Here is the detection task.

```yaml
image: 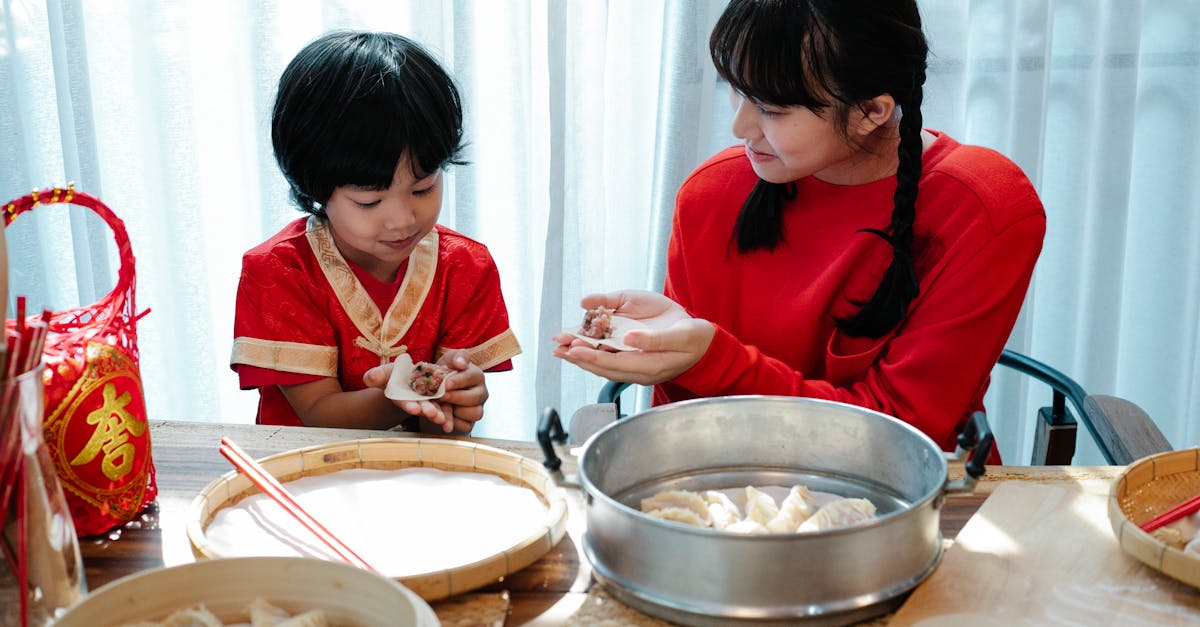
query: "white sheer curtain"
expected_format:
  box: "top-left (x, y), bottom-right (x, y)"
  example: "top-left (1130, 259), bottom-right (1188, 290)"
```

top-left (3, 0), bottom-right (1197, 463)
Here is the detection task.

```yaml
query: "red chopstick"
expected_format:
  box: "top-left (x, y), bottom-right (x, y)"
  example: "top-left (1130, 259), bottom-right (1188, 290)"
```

top-left (1139, 490), bottom-right (1200, 533)
top-left (217, 437), bottom-right (377, 572)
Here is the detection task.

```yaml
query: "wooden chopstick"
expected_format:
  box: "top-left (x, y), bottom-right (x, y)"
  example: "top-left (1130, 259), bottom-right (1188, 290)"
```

top-left (217, 437), bottom-right (378, 572)
top-left (1139, 490), bottom-right (1200, 534)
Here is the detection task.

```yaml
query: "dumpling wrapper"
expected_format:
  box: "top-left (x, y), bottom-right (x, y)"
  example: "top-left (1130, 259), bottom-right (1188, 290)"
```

top-left (703, 490), bottom-right (743, 530)
top-left (797, 497), bottom-right (877, 533)
top-left (384, 353), bottom-right (448, 401)
top-left (565, 315), bottom-right (649, 351)
top-left (641, 490), bottom-right (713, 527)
top-left (744, 486), bottom-right (780, 526)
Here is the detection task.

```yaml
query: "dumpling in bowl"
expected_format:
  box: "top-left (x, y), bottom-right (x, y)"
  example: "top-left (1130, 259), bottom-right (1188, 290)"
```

top-left (797, 497), bottom-right (876, 533)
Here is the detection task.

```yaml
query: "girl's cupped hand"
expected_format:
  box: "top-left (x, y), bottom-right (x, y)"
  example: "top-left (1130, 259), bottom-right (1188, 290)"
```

top-left (552, 290), bottom-right (714, 385)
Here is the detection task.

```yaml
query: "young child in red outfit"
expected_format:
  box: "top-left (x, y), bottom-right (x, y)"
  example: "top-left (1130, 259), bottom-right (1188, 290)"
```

top-left (553, 0), bottom-right (1045, 454)
top-left (233, 31), bottom-right (520, 433)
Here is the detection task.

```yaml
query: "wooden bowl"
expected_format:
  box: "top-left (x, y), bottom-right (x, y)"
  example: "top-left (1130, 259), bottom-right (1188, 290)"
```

top-left (187, 438), bottom-right (569, 601)
top-left (53, 556), bottom-right (438, 626)
top-left (1109, 447), bottom-right (1200, 589)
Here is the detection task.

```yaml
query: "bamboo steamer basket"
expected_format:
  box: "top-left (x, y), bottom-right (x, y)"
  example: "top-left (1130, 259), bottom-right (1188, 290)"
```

top-left (1109, 447), bottom-right (1200, 589)
top-left (187, 438), bottom-right (569, 601)
top-left (54, 556), bottom-right (438, 627)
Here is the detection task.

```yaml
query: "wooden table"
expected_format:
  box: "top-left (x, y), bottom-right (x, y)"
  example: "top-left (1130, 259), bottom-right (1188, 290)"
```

top-left (78, 421), bottom-right (1128, 626)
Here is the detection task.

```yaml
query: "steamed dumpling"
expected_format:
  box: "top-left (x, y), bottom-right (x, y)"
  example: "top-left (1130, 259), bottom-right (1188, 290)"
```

top-left (724, 518), bottom-right (770, 534)
top-left (743, 486), bottom-right (779, 525)
top-left (797, 498), bottom-right (876, 533)
top-left (641, 490), bottom-right (712, 527)
top-left (703, 490), bottom-right (743, 529)
top-left (277, 611), bottom-right (329, 627)
top-left (645, 506), bottom-right (709, 527)
top-left (247, 597), bottom-right (291, 626)
top-left (766, 485), bottom-right (821, 532)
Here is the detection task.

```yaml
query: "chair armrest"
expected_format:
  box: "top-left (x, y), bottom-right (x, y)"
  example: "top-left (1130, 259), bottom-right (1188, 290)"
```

top-left (1083, 394), bottom-right (1172, 465)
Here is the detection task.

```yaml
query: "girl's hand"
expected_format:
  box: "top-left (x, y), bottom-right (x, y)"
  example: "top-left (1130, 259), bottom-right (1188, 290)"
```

top-left (362, 352), bottom-right (486, 433)
top-left (552, 290), bottom-right (715, 385)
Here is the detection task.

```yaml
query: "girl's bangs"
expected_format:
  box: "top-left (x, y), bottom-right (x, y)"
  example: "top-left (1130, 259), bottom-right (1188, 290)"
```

top-left (709, 1), bottom-right (831, 109)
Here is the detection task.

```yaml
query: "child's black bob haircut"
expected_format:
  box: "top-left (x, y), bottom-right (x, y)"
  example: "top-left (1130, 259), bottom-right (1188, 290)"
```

top-left (272, 30), bottom-right (465, 216)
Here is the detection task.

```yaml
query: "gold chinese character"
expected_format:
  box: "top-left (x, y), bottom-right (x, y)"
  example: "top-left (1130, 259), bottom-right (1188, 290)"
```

top-left (70, 383), bottom-right (146, 481)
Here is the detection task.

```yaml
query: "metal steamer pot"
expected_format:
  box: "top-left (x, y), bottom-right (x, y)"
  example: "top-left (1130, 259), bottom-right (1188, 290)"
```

top-left (539, 395), bottom-right (991, 626)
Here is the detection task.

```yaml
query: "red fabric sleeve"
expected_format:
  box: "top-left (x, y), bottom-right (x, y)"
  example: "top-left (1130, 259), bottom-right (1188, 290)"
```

top-left (671, 214), bottom-right (1045, 449)
top-left (232, 243), bottom-right (339, 388)
top-left (437, 239), bottom-right (517, 372)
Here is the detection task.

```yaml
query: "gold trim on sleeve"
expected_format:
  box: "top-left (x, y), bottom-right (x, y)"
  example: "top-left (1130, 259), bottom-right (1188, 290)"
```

top-left (230, 337), bottom-right (339, 378)
top-left (436, 329), bottom-right (522, 371)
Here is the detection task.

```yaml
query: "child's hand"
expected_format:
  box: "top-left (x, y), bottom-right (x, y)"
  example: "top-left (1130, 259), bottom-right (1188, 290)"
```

top-left (428, 350), bottom-right (487, 434)
top-left (363, 352), bottom-right (487, 434)
top-left (552, 290), bottom-right (714, 385)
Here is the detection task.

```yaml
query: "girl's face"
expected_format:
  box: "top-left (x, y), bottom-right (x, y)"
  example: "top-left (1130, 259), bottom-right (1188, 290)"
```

top-left (729, 89), bottom-right (868, 186)
top-left (323, 153), bottom-right (442, 282)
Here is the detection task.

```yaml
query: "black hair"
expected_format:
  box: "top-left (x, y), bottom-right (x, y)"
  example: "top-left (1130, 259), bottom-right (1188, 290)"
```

top-left (710, 0), bottom-right (928, 338)
top-left (271, 30), bottom-right (465, 216)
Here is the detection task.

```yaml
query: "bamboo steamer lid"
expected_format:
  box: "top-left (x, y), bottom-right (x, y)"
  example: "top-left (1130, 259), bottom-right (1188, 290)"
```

top-left (187, 438), bottom-right (569, 601)
top-left (1109, 447), bottom-right (1200, 589)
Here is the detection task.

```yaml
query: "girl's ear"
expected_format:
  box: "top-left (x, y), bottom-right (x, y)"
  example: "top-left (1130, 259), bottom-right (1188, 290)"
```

top-left (852, 94), bottom-right (897, 137)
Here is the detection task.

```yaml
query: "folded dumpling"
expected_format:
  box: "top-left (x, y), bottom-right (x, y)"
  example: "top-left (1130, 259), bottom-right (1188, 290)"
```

top-left (246, 597), bottom-right (291, 626)
top-left (743, 486), bottom-right (780, 525)
top-left (641, 490), bottom-right (712, 527)
top-left (277, 610), bottom-right (329, 627)
top-left (645, 506), bottom-right (711, 527)
top-left (797, 497), bottom-right (877, 533)
top-left (724, 518), bottom-right (770, 534)
top-left (766, 485), bottom-right (821, 532)
top-left (703, 490), bottom-right (743, 529)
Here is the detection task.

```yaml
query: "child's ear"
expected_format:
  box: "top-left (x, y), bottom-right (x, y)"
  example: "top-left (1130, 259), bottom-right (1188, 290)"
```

top-left (852, 94), bottom-right (897, 137)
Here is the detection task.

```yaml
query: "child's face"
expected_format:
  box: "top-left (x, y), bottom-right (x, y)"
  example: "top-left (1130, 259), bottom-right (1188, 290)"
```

top-left (323, 153), bottom-right (442, 282)
top-left (729, 88), bottom-right (863, 186)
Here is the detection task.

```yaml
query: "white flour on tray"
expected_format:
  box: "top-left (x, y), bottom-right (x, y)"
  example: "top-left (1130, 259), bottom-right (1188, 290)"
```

top-left (204, 467), bottom-right (548, 577)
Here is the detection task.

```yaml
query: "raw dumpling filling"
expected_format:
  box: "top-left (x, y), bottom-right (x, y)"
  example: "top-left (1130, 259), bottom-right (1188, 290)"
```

top-left (408, 361), bottom-right (451, 396)
top-left (580, 306), bottom-right (615, 339)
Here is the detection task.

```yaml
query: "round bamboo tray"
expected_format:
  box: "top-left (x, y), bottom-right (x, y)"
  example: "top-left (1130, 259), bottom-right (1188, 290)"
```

top-left (54, 556), bottom-right (438, 627)
top-left (187, 438), bottom-right (569, 601)
top-left (1109, 447), bottom-right (1200, 589)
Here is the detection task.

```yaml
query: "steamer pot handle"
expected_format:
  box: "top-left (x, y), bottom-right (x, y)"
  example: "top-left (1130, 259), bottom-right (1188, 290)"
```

top-left (945, 411), bottom-right (994, 493)
top-left (537, 407), bottom-right (568, 472)
top-left (957, 411), bottom-right (993, 479)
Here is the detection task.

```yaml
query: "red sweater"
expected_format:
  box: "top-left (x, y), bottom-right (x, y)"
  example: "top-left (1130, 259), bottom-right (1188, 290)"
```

top-left (657, 131), bottom-right (1046, 452)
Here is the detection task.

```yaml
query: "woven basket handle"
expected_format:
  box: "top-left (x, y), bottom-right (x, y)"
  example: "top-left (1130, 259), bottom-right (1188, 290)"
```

top-left (2, 185), bottom-right (137, 313)
top-left (0, 211), bottom-right (7, 317)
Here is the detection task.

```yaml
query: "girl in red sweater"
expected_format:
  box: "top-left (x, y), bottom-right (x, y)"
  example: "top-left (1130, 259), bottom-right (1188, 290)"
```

top-left (553, 0), bottom-right (1045, 453)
